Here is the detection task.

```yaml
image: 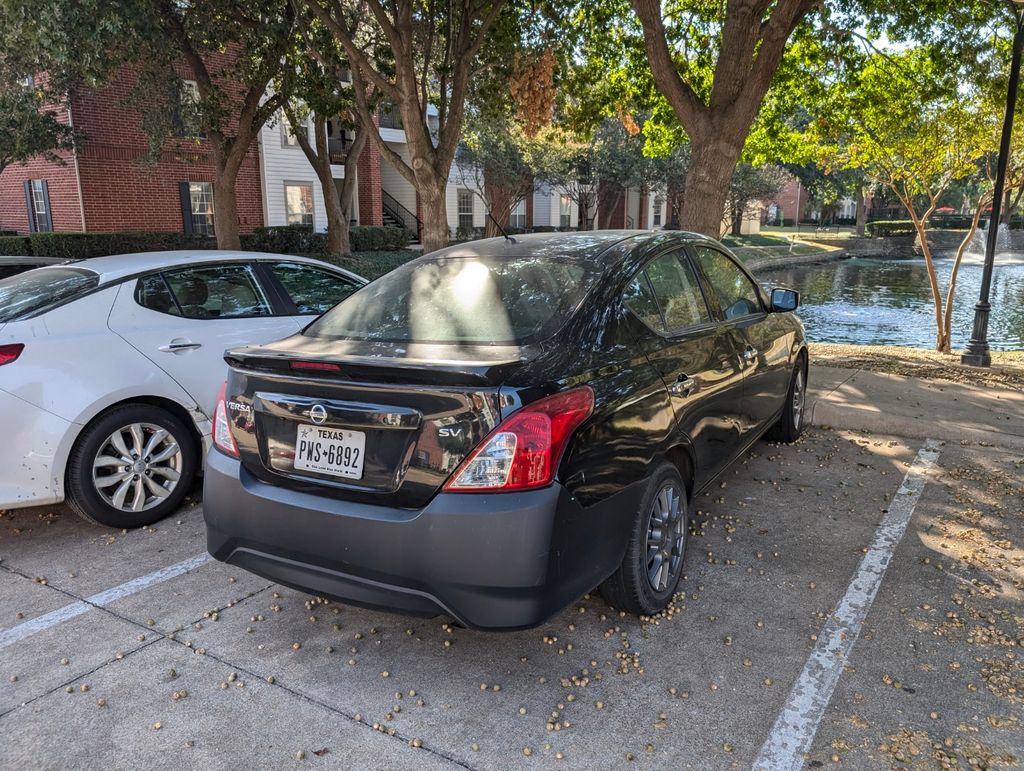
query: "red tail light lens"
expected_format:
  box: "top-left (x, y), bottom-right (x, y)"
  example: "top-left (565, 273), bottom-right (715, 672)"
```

top-left (212, 382), bottom-right (239, 458)
top-left (0, 344), bottom-right (24, 366)
top-left (443, 386), bottom-right (594, 492)
top-left (291, 360), bottom-right (341, 372)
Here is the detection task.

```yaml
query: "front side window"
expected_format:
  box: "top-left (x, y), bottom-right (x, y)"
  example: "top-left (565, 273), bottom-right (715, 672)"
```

top-left (305, 255), bottom-right (600, 345)
top-left (457, 189), bottom-right (474, 231)
top-left (285, 183), bottom-right (314, 227)
top-left (694, 246), bottom-right (762, 320)
top-left (269, 262), bottom-right (360, 315)
top-left (643, 251), bottom-right (711, 332)
top-left (162, 264), bottom-right (272, 319)
top-left (184, 181), bottom-right (215, 236)
top-left (510, 199), bottom-right (527, 229)
top-left (559, 195), bottom-right (571, 228)
top-left (0, 267), bottom-right (98, 323)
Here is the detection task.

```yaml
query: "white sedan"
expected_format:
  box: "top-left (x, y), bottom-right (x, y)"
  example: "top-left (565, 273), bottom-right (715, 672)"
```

top-left (0, 250), bottom-right (365, 528)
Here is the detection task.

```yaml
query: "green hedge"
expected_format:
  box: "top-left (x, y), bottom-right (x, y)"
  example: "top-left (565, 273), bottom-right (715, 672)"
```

top-left (0, 235), bottom-right (32, 255)
top-left (322, 250), bottom-right (419, 280)
top-left (29, 231), bottom-right (217, 259)
top-left (241, 224), bottom-right (412, 254)
top-left (866, 220), bottom-right (918, 237)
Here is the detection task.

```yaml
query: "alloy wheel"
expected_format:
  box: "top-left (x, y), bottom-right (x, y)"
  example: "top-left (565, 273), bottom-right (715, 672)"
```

top-left (91, 422), bottom-right (182, 513)
top-left (645, 483), bottom-right (686, 592)
top-left (792, 369), bottom-right (805, 429)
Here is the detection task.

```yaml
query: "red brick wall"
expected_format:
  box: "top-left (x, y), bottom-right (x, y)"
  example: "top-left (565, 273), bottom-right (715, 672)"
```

top-left (772, 177), bottom-right (809, 224)
top-left (1, 59), bottom-right (264, 236)
top-left (358, 134), bottom-right (383, 226)
top-left (0, 101), bottom-right (83, 233)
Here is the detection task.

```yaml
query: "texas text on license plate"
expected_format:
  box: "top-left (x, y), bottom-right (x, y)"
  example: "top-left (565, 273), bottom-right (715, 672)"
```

top-left (294, 424), bottom-right (366, 479)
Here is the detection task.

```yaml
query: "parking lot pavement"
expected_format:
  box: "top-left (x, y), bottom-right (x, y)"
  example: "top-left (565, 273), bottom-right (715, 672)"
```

top-left (1, 429), bottom-right (1021, 769)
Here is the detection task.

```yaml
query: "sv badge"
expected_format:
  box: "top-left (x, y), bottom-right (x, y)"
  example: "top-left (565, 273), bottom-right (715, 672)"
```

top-left (438, 426), bottom-right (463, 438)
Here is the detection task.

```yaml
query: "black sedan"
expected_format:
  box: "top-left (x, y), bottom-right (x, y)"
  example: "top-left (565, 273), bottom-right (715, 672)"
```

top-left (203, 231), bottom-right (806, 630)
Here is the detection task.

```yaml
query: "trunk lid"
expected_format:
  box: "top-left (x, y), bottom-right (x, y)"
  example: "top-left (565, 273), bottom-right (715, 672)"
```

top-left (223, 337), bottom-right (530, 509)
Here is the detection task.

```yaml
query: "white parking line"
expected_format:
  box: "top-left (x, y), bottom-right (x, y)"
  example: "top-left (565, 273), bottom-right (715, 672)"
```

top-left (751, 438), bottom-right (942, 771)
top-left (0, 553), bottom-right (211, 650)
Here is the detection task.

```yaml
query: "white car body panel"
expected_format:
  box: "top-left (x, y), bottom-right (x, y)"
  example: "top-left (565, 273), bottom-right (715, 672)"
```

top-left (107, 282), bottom-right (303, 419)
top-left (0, 250), bottom-right (366, 511)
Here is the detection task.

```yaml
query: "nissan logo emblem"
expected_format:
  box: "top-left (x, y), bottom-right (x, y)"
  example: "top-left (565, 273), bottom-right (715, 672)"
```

top-left (309, 404), bottom-right (328, 425)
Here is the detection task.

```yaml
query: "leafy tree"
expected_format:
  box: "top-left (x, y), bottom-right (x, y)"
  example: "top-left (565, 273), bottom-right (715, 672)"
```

top-left (626, 0), bottom-right (823, 236)
top-left (725, 163), bottom-right (788, 235)
top-left (277, 21), bottom-right (371, 256)
top-left (0, 73), bottom-right (76, 176)
top-left (3, 0), bottom-right (299, 250)
top-left (301, 0), bottom-right (507, 253)
top-left (816, 49), bottom-right (992, 352)
top-left (456, 116), bottom-right (536, 237)
top-left (532, 126), bottom-right (598, 229)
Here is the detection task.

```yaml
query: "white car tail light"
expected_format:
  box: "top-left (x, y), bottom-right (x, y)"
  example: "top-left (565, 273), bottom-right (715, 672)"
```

top-left (443, 387), bottom-right (594, 492)
top-left (0, 344), bottom-right (24, 366)
top-left (212, 382), bottom-right (239, 458)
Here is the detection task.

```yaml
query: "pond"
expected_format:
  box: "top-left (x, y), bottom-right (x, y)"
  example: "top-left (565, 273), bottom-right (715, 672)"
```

top-left (758, 256), bottom-right (1024, 351)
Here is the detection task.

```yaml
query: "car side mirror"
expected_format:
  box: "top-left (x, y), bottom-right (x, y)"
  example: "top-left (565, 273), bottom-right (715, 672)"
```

top-left (770, 287), bottom-right (799, 313)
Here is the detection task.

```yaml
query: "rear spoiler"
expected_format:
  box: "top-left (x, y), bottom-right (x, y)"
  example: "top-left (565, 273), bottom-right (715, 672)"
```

top-left (224, 348), bottom-right (527, 388)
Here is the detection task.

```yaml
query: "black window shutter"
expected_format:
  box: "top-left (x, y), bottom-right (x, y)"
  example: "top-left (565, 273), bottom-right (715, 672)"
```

top-left (23, 181), bottom-right (36, 233)
top-left (39, 181), bottom-right (53, 232)
top-left (179, 182), bottom-right (193, 236)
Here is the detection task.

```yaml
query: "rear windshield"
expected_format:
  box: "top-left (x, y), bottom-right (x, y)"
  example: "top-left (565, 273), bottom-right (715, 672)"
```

top-left (304, 255), bottom-right (599, 345)
top-left (0, 267), bottom-right (100, 323)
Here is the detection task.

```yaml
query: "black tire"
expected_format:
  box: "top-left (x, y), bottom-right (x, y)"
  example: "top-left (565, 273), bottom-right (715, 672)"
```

top-left (600, 462), bottom-right (689, 616)
top-left (66, 403), bottom-right (198, 528)
top-left (766, 356), bottom-right (808, 444)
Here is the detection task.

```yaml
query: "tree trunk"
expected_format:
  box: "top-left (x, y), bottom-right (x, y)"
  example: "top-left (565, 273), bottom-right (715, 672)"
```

top-left (855, 186), bottom-right (867, 237)
top-left (338, 129), bottom-right (366, 251)
top-left (312, 121), bottom-right (349, 257)
top-left (213, 167), bottom-right (241, 250)
top-left (679, 134), bottom-right (743, 237)
top-left (417, 177), bottom-right (449, 254)
top-left (941, 194), bottom-right (988, 352)
top-left (731, 206), bottom-right (743, 236)
top-left (483, 167), bottom-right (514, 238)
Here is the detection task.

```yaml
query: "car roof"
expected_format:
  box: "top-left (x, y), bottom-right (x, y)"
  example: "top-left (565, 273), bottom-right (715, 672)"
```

top-left (56, 250), bottom-right (362, 284)
top-left (423, 230), bottom-right (711, 264)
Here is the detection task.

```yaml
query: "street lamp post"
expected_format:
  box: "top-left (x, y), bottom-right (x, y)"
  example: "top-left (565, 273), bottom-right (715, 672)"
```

top-left (962, 0), bottom-right (1024, 366)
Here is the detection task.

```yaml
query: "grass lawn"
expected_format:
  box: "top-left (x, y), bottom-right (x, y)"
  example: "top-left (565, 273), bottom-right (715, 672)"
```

top-left (720, 233), bottom-right (793, 247)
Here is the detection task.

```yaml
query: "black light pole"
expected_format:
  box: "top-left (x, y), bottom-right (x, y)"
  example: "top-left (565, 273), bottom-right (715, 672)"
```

top-left (962, 1), bottom-right (1024, 366)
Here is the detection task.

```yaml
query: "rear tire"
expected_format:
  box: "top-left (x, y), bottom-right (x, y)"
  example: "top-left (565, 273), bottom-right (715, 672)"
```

top-left (766, 356), bottom-right (807, 444)
top-left (66, 404), bottom-right (197, 528)
top-left (600, 462), bottom-right (688, 616)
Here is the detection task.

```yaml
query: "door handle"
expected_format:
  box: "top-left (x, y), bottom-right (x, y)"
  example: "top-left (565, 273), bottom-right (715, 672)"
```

top-left (668, 374), bottom-right (697, 397)
top-left (742, 345), bottom-right (758, 363)
top-left (158, 339), bottom-right (202, 353)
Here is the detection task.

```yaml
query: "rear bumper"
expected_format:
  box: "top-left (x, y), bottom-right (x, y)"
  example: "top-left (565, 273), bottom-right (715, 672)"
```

top-left (0, 388), bottom-right (74, 509)
top-left (203, 450), bottom-right (637, 630)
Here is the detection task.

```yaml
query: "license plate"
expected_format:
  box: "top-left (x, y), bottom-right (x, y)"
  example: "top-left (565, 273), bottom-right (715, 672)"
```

top-left (293, 424), bottom-right (366, 479)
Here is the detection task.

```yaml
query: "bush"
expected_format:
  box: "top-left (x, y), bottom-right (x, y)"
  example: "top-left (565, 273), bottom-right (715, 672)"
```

top-left (241, 224), bottom-right (410, 254)
top-left (29, 231), bottom-right (216, 259)
top-left (0, 230), bottom-right (18, 236)
top-left (866, 220), bottom-right (917, 237)
top-left (0, 235), bottom-right (32, 255)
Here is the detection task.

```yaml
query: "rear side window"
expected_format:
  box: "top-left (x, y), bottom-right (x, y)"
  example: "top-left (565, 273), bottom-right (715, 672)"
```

top-left (642, 252), bottom-right (711, 332)
top-left (0, 267), bottom-right (99, 322)
top-left (135, 275), bottom-right (181, 316)
top-left (161, 264), bottom-right (273, 319)
top-left (694, 246), bottom-right (762, 320)
top-left (268, 262), bottom-right (360, 315)
top-left (622, 274), bottom-right (664, 331)
top-left (305, 256), bottom-right (599, 345)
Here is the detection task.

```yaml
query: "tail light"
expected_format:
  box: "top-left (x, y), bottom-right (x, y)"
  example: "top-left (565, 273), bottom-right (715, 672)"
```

top-left (0, 344), bottom-right (24, 366)
top-left (443, 386), bottom-right (594, 492)
top-left (212, 382), bottom-right (239, 458)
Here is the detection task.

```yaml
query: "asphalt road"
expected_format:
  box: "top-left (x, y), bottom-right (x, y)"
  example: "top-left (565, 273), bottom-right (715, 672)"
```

top-left (1, 428), bottom-right (1021, 770)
